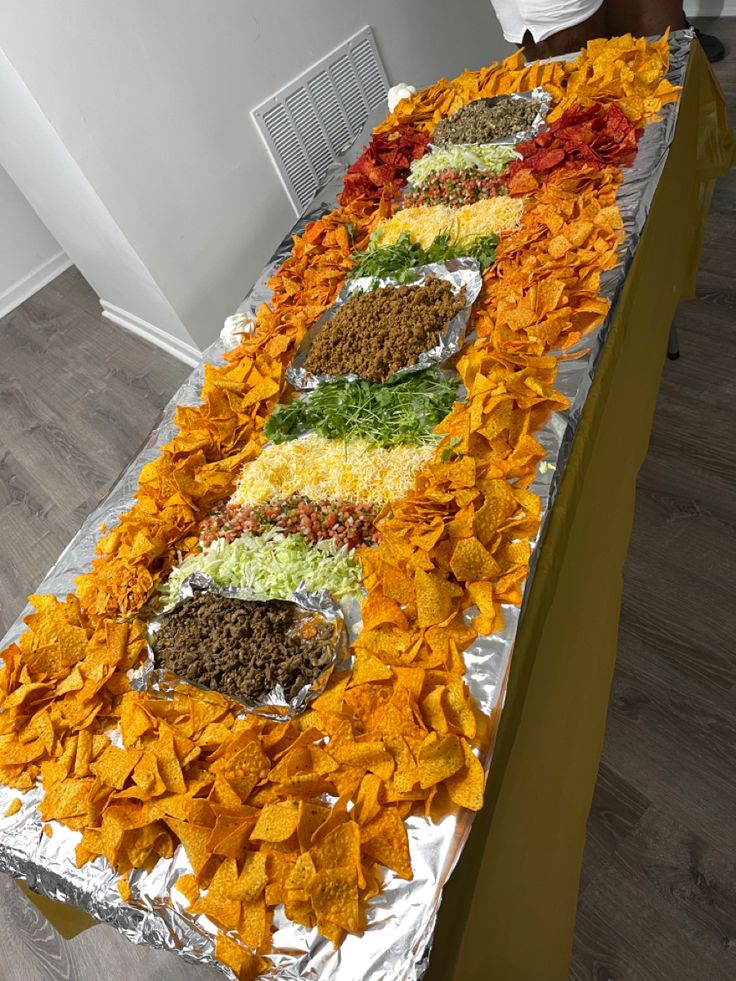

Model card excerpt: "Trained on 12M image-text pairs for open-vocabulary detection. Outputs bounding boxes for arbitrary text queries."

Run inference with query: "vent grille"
[252,26,389,214]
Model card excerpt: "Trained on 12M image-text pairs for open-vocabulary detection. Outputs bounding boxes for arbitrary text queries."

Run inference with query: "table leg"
[667,323,680,360]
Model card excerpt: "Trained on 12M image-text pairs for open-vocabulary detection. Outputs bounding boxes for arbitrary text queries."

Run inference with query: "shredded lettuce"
[409,144,520,186]
[158,532,362,608]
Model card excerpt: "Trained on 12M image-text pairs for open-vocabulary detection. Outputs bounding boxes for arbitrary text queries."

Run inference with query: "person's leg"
[686,19,726,63]
[520,6,607,60]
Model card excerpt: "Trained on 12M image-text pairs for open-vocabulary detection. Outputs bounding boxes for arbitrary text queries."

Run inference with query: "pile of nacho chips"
[505,104,643,185]
[475,168,625,354]
[339,125,430,206]
[0,33,682,981]
[550,32,681,124]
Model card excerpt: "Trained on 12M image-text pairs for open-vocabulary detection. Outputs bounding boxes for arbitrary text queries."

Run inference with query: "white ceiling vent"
[252,26,389,214]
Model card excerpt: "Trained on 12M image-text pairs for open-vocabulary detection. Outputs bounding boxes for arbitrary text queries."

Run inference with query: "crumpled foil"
[0,30,694,981]
[134,573,349,720]
[286,257,483,390]
[431,86,553,148]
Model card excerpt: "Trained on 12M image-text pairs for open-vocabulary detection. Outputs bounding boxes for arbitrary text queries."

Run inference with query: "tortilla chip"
[214,934,268,981]
[3,798,22,818]
[445,739,486,811]
[418,733,465,788]
[360,807,412,880]
[233,851,268,902]
[310,867,361,934]
[251,800,299,843]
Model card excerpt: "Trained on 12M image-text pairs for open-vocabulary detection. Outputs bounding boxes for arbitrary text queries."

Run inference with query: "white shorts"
[490,0,605,44]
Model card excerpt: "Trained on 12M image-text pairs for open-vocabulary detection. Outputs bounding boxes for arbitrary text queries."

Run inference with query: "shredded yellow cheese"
[456,197,524,240]
[377,196,524,249]
[233,436,435,507]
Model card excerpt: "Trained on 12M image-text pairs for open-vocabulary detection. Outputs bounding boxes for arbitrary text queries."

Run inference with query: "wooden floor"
[0,24,734,981]
[0,269,190,640]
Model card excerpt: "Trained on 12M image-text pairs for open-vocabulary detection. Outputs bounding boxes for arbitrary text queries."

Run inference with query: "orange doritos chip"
[120,695,153,744]
[443,681,477,741]
[240,896,269,951]
[73,730,93,778]
[207,813,255,858]
[297,800,329,851]
[251,800,299,842]
[449,538,500,583]
[92,745,142,790]
[347,653,393,687]
[310,867,361,935]
[131,753,166,798]
[331,741,394,782]
[175,872,200,906]
[190,862,241,930]
[39,778,93,822]
[354,773,383,826]
[214,934,268,981]
[360,807,412,880]
[418,733,465,788]
[165,818,212,877]
[421,686,448,735]
[233,851,268,902]
[3,798,22,818]
[151,732,187,794]
[311,821,364,887]
[117,875,131,902]
[286,851,316,905]
[445,739,486,811]
[415,569,461,628]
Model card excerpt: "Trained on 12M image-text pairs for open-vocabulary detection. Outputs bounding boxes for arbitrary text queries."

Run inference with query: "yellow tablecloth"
[18,41,734,977]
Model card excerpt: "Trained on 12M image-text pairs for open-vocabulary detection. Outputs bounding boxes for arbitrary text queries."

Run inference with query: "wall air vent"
[251,26,389,214]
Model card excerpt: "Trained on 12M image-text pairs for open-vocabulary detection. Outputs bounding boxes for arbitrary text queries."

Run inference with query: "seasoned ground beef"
[153,593,337,703]
[304,277,466,383]
[433,96,539,146]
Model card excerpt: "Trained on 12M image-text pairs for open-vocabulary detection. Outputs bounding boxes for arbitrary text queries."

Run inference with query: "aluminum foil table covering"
[0,31,694,981]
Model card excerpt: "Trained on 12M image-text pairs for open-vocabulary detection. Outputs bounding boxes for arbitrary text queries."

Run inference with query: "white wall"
[0,163,68,319]
[0,1,511,351]
[0,47,200,362]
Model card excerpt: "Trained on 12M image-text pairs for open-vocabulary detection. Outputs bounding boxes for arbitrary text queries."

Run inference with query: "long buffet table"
[4,31,733,981]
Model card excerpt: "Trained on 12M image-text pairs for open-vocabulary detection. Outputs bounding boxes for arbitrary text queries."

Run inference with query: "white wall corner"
[100,300,201,368]
[0,249,71,320]
[0,46,200,353]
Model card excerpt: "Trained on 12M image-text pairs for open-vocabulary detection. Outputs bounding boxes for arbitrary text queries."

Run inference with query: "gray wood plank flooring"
[0,22,734,980]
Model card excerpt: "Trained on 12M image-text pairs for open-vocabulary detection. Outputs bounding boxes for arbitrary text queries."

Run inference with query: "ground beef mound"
[153,593,336,703]
[433,96,539,146]
[305,278,466,383]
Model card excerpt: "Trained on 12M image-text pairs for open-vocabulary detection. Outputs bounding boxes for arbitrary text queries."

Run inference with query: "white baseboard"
[684,1,736,15]
[0,249,72,320]
[100,300,201,367]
